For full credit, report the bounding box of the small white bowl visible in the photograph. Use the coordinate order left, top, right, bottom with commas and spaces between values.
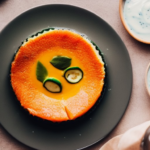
119, 0, 150, 44
145, 63, 150, 96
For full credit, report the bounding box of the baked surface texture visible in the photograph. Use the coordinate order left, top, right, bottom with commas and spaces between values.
10, 28, 105, 122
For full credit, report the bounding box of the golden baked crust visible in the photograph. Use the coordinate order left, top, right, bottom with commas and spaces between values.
11, 29, 105, 122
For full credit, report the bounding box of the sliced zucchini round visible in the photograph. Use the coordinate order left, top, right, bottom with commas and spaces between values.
43, 77, 62, 93
64, 67, 83, 84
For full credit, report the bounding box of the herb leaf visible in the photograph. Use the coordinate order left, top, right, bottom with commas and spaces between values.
36, 61, 48, 82
50, 56, 72, 70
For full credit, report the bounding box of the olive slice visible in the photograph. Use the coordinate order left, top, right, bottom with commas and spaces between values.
64, 67, 83, 84
43, 77, 62, 93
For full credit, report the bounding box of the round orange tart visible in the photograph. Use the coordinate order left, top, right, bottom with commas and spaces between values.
10, 28, 106, 122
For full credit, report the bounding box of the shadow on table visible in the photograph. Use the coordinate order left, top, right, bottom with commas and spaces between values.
0, 0, 8, 5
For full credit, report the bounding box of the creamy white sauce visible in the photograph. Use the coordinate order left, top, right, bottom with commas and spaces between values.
123, 0, 150, 42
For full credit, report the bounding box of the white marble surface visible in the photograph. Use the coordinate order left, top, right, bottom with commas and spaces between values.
0, 0, 150, 150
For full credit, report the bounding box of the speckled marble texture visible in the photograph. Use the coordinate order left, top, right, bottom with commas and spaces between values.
0, 0, 150, 150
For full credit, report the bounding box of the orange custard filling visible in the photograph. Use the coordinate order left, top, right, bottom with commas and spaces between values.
11, 29, 105, 122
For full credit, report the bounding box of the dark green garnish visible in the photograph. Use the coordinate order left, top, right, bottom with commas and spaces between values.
36, 61, 48, 82
50, 56, 72, 70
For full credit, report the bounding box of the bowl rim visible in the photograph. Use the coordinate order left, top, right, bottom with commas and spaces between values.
145, 63, 150, 96
119, 0, 150, 44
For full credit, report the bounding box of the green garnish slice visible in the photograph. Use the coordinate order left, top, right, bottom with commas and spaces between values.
64, 67, 83, 84
36, 61, 48, 82
43, 77, 62, 93
50, 56, 72, 70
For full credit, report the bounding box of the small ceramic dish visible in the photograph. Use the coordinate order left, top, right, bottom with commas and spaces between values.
145, 63, 150, 96
119, 0, 150, 44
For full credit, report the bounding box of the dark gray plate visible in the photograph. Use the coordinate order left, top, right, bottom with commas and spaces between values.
0, 4, 132, 150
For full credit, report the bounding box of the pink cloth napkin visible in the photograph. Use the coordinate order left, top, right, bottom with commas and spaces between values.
100, 121, 150, 150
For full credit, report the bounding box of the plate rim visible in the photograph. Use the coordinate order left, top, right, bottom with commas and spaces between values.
0, 4, 133, 150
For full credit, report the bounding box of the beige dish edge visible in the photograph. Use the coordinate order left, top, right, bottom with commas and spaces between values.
119, 0, 150, 44
145, 63, 150, 96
